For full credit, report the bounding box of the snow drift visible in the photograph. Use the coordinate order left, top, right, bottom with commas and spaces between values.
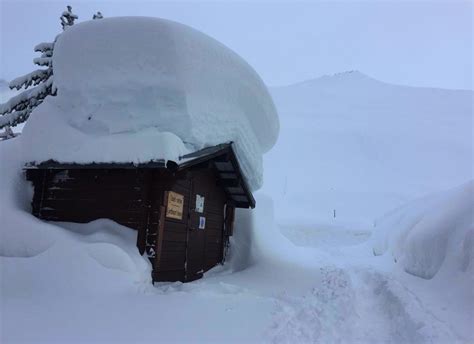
20, 17, 279, 190
373, 181, 474, 280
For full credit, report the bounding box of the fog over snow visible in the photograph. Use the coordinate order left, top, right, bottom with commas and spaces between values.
1, 1, 472, 90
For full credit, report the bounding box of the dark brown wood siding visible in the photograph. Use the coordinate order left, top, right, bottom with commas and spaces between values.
152, 167, 227, 282
26, 169, 148, 230
26, 166, 231, 283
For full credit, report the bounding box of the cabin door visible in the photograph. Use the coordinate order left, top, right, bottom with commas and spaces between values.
185, 174, 207, 281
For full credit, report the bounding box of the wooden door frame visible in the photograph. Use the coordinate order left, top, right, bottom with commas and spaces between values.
154, 204, 166, 271
184, 172, 208, 281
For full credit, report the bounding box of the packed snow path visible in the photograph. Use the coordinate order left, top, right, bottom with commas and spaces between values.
267, 267, 456, 343
264, 224, 461, 343
147, 223, 462, 343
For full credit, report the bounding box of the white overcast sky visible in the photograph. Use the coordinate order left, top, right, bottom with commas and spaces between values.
1, 0, 472, 89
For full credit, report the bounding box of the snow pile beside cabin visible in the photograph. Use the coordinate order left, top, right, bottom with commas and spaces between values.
373, 181, 474, 283
20, 17, 279, 190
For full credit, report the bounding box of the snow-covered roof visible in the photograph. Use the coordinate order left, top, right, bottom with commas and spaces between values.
25, 142, 256, 208
20, 17, 279, 191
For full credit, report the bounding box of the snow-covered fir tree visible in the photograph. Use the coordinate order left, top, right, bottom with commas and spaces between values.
93, 11, 103, 20
60, 5, 78, 30
0, 6, 79, 133
0, 41, 56, 131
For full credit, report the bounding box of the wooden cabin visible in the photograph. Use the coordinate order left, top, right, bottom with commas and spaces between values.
25, 143, 255, 283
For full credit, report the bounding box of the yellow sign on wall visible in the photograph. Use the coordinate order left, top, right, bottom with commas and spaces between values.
166, 191, 184, 220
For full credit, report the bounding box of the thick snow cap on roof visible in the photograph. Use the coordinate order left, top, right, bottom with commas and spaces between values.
21, 16, 279, 190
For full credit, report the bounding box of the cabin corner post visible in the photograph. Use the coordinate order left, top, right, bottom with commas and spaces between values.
222, 203, 235, 262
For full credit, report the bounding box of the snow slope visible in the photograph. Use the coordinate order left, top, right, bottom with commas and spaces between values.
19, 17, 279, 191
2, 71, 472, 342
264, 71, 473, 224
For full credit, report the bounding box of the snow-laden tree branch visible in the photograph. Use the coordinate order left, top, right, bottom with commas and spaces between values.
0, 79, 55, 128
34, 42, 54, 53
33, 57, 52, 67
9, 69, 52, 90
0, 6, 75, 130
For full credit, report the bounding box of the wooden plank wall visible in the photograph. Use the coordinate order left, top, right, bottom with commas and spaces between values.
27, 166, 230, 283
27, 168, 147, 231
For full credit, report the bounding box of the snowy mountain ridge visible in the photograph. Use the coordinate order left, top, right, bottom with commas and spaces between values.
276, 70, 473, 92
264, 71, 473, 224
278, 70, 377, 88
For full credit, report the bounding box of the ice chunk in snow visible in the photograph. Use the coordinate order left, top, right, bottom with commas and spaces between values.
20, 17, 279, 190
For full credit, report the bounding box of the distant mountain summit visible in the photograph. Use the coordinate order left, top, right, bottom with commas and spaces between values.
278, 70, 378, 89
270, 70, 472, 118
265, 70, 473, 223
274, 70, 471, 93
308, 70, 374, 82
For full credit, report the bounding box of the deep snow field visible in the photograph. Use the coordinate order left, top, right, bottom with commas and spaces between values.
1, 72, 473, 343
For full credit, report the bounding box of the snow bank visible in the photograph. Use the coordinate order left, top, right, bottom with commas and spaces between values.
20, 17, 279, 190
373, 181, 474, 280
0, 138, 151, 288
0, 137, 57, 257
1, 220, 151, 298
